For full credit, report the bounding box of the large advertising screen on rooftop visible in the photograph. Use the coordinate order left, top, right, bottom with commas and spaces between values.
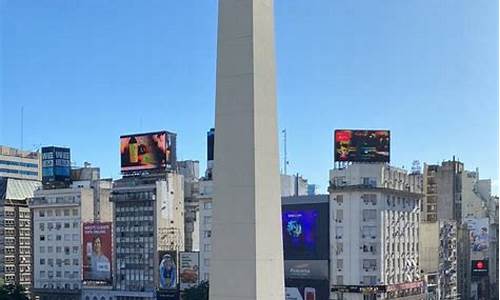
83, 222, 112, 283
334, 130, 390, 162
282, 203, 329, 260
120, 131, 176, 172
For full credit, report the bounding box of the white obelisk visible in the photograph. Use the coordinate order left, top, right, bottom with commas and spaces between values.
209, 0, 285, 299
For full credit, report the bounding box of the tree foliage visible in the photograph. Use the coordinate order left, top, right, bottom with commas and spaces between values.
183, 281, 209, 300
0, 284, 29, 300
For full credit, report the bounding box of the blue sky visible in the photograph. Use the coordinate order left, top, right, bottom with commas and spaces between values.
1, 0, 498, 194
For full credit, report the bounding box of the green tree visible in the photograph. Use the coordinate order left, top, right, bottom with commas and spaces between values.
183, 281, 209, 300
0, 284, 29, 300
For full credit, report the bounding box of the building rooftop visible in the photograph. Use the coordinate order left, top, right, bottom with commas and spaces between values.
0, 177, 41, 201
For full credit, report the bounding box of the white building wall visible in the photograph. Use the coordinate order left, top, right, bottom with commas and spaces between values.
31, 187, 93, 291
330, 163, 422, 300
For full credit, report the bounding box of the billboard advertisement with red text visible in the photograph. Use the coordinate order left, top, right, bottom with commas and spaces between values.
83, 222, 112, 283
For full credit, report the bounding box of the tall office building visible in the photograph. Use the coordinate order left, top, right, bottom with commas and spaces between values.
0, 146, 40, 181
329, 163, 424, 300
0, 178, 41, 291
111, 172, 184, 300
177, 160, 200, 252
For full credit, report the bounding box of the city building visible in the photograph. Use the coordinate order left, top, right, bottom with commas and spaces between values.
419, 221, 470, 300
0, 146, 40, 181
329, 163, 424, 300
30, 163, 113, 300
461, 170, 489, 221
0, 177, 41, 291
111, 172, 184, 299
283, 195, 330, 300
177, 160, 200, 252
422, 159, 463, 223
281, 174, 309, 197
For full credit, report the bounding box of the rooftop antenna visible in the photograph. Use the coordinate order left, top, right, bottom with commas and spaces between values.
20, 106, 24, 151
282, 129, 288, 175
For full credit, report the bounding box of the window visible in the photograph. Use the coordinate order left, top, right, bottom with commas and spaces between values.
40, 235, 45, 241
56, 247, 62, 253
362, 209, 377, 222
56, 235, 62, 241
40, 259, 45, 265
204, 202, 212, 209
72, 234, 79, 241
64, 209, 70, 216
336, 210, 343, 222
335, 227, 343, 239
73, 259, 79, 266
65, 247, 70, 255
72, 209, 78, 216
73, 222, 79, 228
336, 276, 344, 285
39, 223, 45, 231
336, 194, 344, 205
72, 246, 79, 254
204, 258, 210, 267
204, 216, 212, 225
336, 242, 343, 255
204, 244, 212, 252
337, 259, 343, 270
204, 231, 212, 238
362, 259, 377, 270
40, 246, 45, 253
64, 223, 70, 229
56, 223, 61, 230
39, 210, 45, 217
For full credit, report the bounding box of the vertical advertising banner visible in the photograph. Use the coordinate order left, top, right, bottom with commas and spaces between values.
159, 251, 178, 290
464, 218, 490, 253
179, 252, 200, 290
282, 203, 329, 260
83, 222, 112, 283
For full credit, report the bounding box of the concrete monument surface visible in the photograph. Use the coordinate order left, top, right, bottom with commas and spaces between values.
209, 0, 285, 299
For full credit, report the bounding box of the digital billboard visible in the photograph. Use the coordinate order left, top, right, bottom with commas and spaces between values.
282, 203, 329, 260
285, 279, 330, 300
207, 128, 214, 162
159, 251, 178, 290
41, 146, 71, 185
120, 131, 176, 172
464, 218, 489, 253
284, 260, 329, 280
83, 222, 112, 282
471, 260, 489, 277
179, 252, 199, 290
334, 130, 390, 162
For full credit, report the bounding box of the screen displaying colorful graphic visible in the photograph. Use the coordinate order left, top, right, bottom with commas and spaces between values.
334, 130, 390, 162
83, 222, 112, 282
179, 252, 199, 290
471, 260, 489, 277
282, 203, 329, 260
41, 146, 71, 184
159, 251, 178, 290
120, 131, 176, 172
465, 218, 489, 252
